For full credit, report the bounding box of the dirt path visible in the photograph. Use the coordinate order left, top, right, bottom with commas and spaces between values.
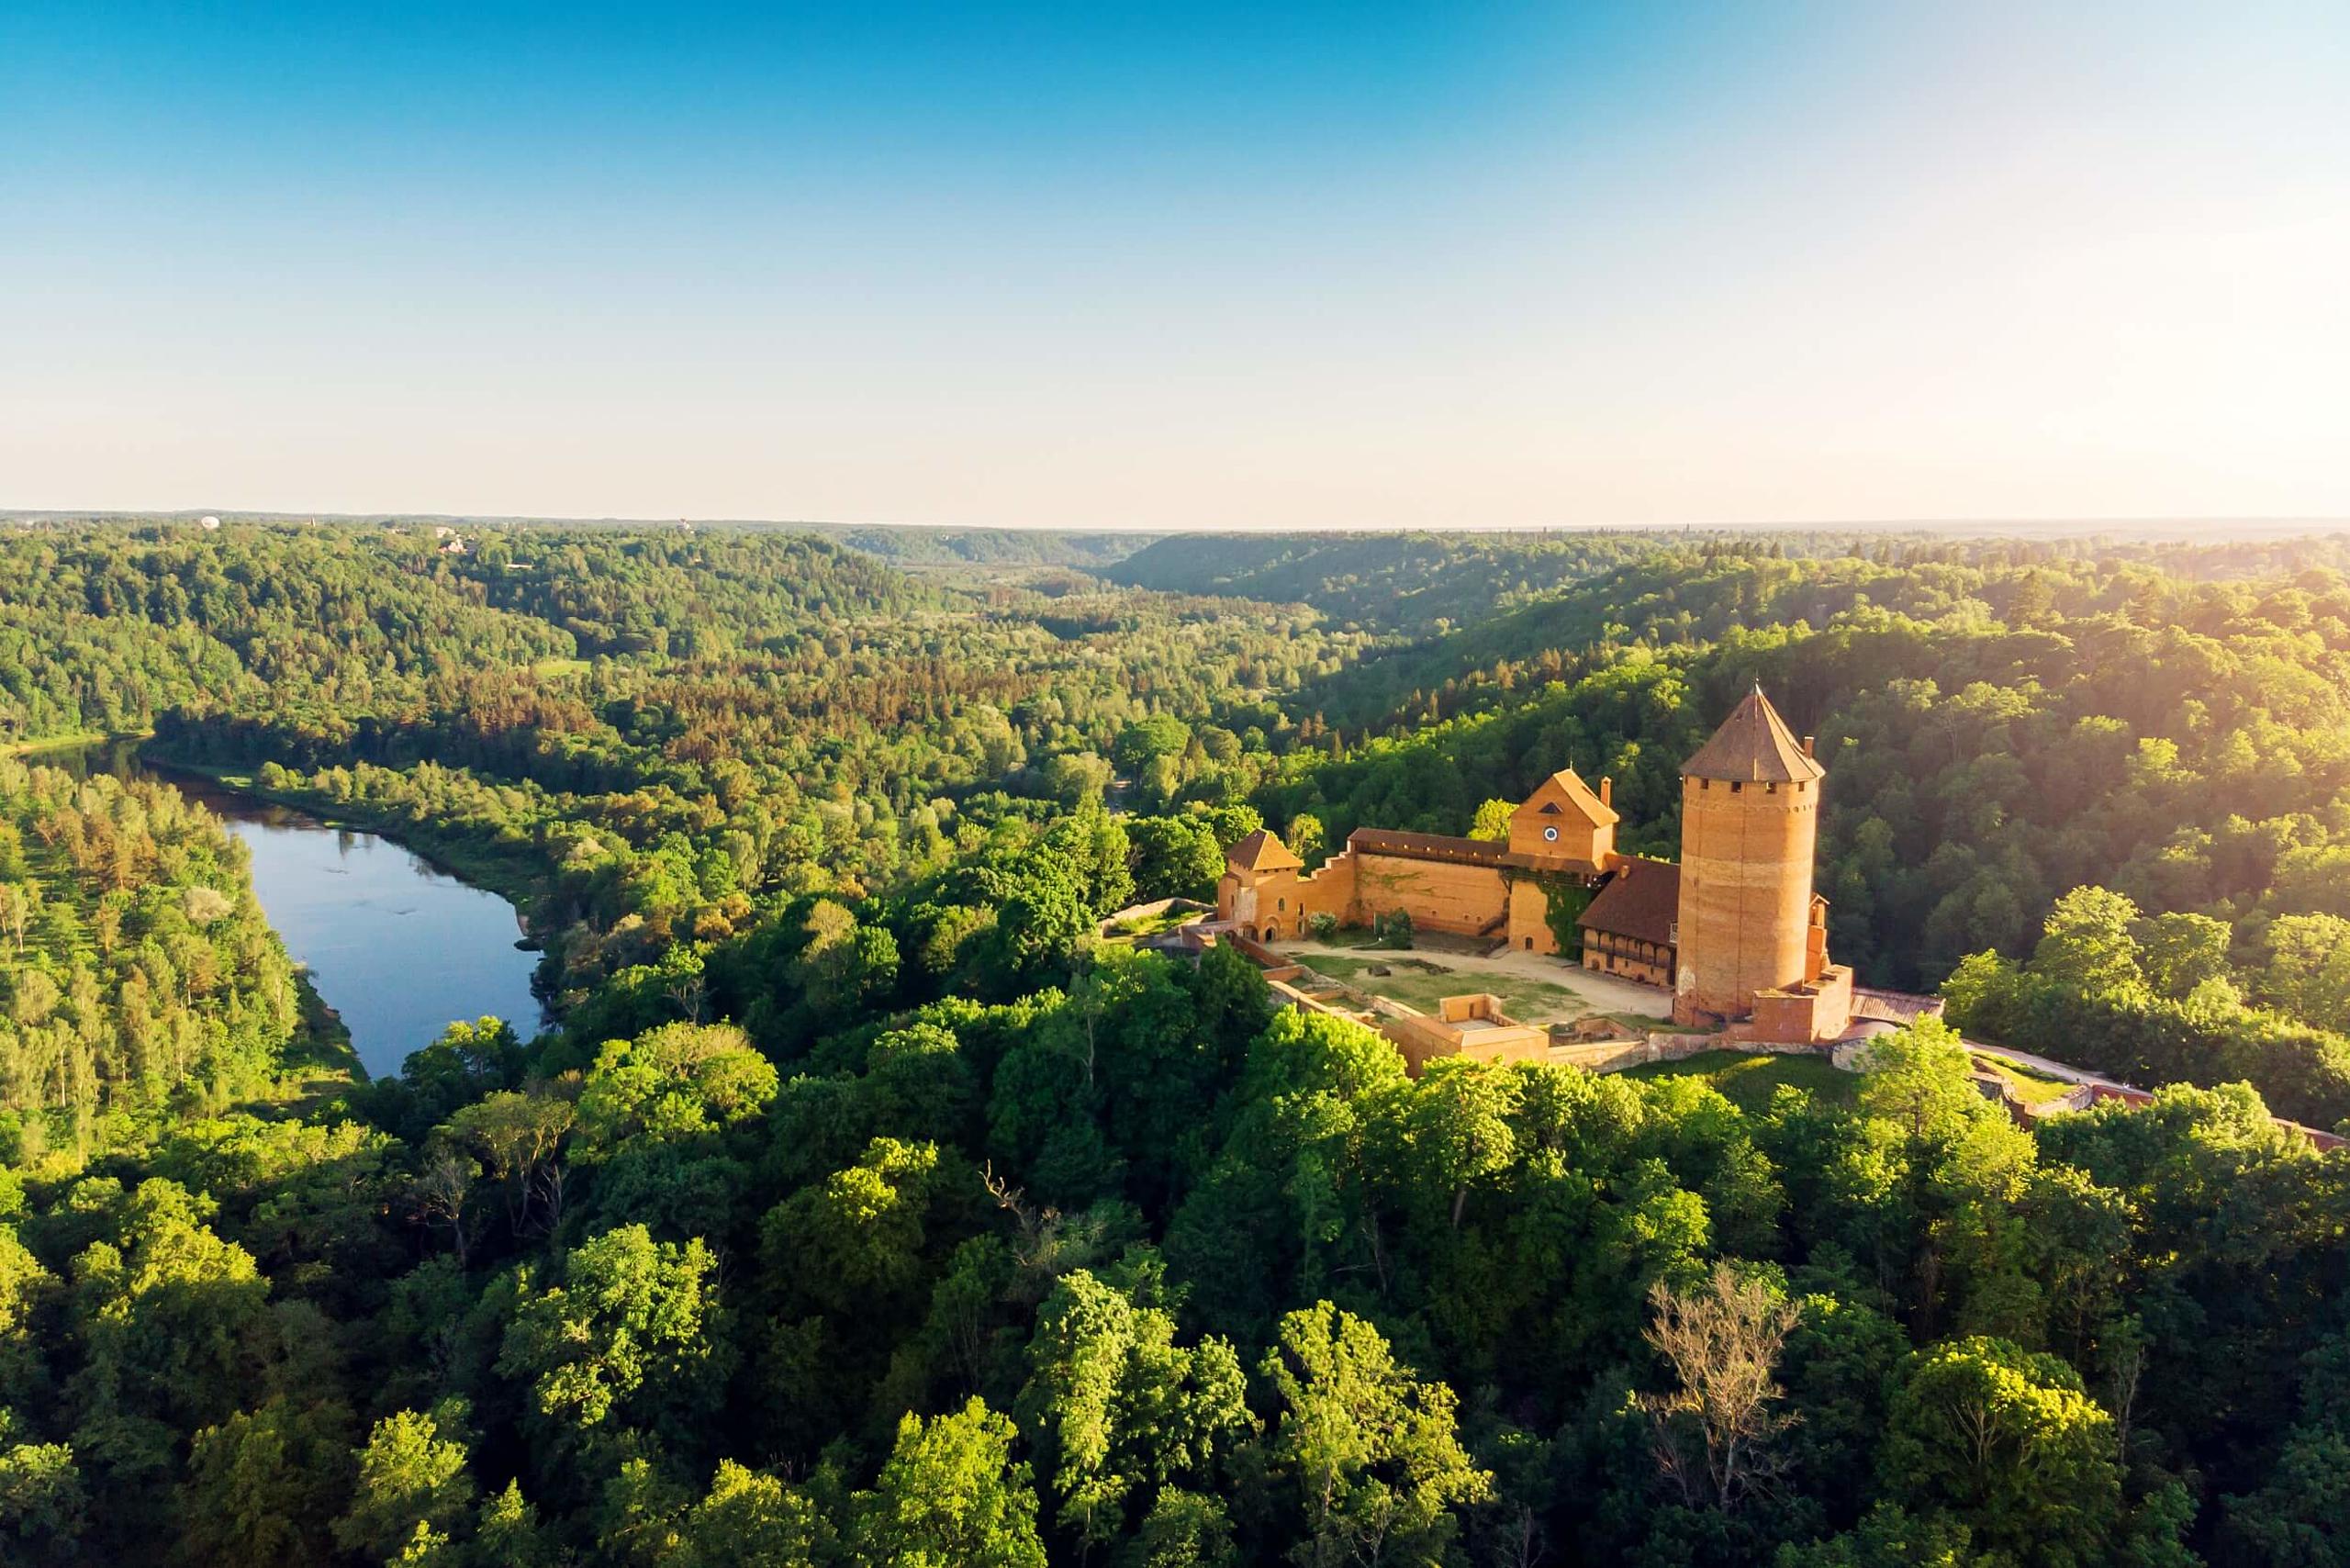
1963, 1039, 2132, 1092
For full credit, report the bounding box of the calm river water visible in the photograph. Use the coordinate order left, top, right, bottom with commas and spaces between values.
51, 741, 546, 1079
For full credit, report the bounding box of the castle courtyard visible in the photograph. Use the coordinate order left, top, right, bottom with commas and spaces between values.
1268, 935, 1676, 1029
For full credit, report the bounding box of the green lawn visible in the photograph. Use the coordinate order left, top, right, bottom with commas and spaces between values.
1968, 1052, 2076, 1108
1622, 1048, 1857, 1110
1301, 925, 1383, 950
1107, 907, 1205, 938
1301, 953, 1595, 1025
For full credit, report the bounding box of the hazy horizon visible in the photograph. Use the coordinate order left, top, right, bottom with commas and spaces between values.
13, 509, 2349, 543
6, 3, 2344, 531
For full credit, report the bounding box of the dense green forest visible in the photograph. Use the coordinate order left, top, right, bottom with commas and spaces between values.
3, 518, 2348, 1566
1252, 544, 2350, 1122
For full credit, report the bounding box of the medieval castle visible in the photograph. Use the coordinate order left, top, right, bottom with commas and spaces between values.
1216, 687, 1860, 1043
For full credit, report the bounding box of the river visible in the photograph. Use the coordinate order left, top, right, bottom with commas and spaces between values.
48, 740, 547, 1080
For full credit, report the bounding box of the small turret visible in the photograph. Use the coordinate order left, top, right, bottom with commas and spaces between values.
1217, 829, 1305, 942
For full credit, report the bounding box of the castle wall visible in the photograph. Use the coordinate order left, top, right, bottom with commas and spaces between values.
1509, 815, 1607, 868
1216, 870, 1260, 931
1505, 879, 1559, 954
1742, 964, 1855, 1045
1674, 774, 1818, 1024
1228, 844, 1573, 951
1349, 853, 1509, 936
1382, 1013, 1550, 1074
1218, 854, 1357, 943
1287, 850, 1362, 940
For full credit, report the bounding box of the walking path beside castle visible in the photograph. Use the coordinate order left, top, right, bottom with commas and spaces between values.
1960, 1040, 2134, 1092
1277, 934, 2141, 1089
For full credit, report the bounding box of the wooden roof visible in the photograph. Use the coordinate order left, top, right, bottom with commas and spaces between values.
1681, 687, 1825, 784
1347, 827, 1513, 867
1577, 857, 1681, 945
1226, 828, 1303, 872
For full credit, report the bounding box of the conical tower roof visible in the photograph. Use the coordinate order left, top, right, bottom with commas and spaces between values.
1681, 687, 1825, 783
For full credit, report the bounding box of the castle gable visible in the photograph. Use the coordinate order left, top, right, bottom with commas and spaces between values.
1508, 768, 1617, 867
1514, 768, 1618, 828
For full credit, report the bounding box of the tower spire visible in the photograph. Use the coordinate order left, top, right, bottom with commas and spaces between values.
1682, 687, 1824, 784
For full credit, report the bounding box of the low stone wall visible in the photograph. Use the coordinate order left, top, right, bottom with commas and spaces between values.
1658, 1031, 1831, 1060
1550, 1030, 1836, 1076
1099, 896, 1211, 935
1548, 1037, 1653, 1073
1225, 933, 1286, 969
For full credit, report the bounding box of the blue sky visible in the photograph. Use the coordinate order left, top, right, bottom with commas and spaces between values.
3, 2, 2344, 527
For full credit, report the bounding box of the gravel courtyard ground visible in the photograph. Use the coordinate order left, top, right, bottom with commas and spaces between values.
1273, 938, 1674, 1028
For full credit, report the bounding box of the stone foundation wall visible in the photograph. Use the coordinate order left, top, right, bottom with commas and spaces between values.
1745, 965, 1856, 1045
1548, 1037, 1654, 1072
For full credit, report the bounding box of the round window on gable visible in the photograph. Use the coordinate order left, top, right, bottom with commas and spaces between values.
1542, 825, 1559, 842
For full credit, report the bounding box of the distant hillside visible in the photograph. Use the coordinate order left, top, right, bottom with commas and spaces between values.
1107, 530, 1713, 630
805, 523, 1160, 568
1, 510, 1158, 571
1287, 548, 1991, 729
1108, 526, 2350, 634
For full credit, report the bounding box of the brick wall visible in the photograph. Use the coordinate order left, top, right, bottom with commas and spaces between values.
1675, 774, 1820, 1024
1506, 879, 1561, 954
1351, 853, 1509, 935
1742, 965, 1855, 1045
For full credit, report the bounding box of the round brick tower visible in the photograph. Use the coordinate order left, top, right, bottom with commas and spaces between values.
1672, 687, 1826, 1026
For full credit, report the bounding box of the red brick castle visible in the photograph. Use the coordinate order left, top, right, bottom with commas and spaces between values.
1216, 688, 1857, 1043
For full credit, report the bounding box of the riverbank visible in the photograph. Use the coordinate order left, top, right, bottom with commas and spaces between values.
42, 736, 554, 1073
141, 752, 553, 942
284, 966, 367, 1088
3, 729, 149, 757
12, 731, 551, 945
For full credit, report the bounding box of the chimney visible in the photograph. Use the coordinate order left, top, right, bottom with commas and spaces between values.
1800, 735, 1815, 759
1598, 775, 1613, 806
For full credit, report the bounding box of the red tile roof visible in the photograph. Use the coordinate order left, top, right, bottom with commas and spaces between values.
1578, 857, 1681, 946
1226, 828, 1303, 872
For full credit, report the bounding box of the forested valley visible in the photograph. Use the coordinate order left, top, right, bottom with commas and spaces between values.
2, 517, 2348, 1567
